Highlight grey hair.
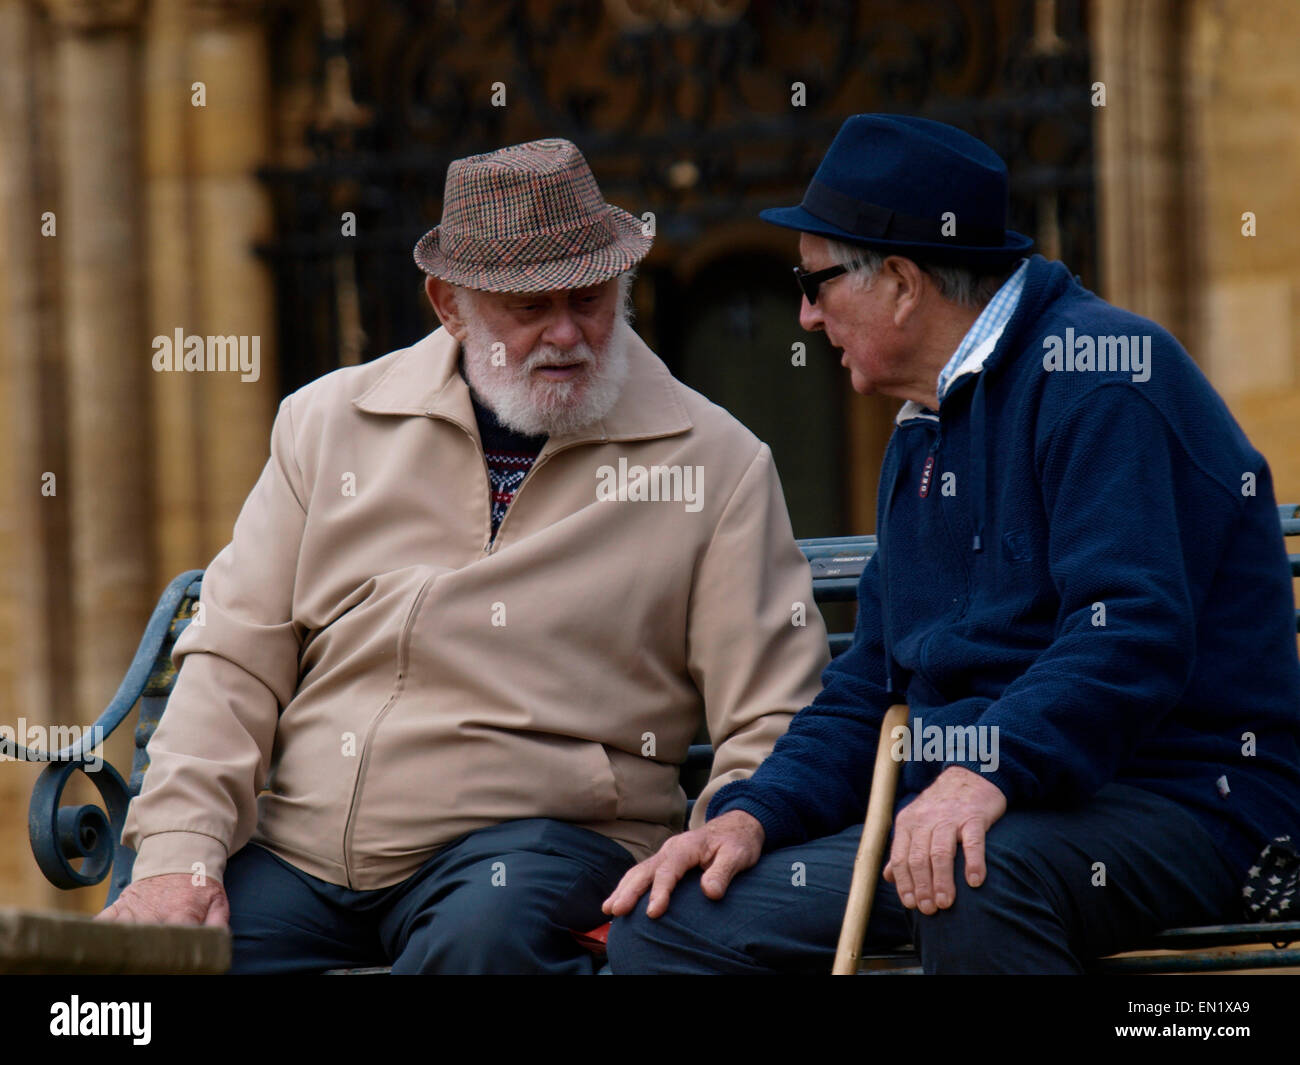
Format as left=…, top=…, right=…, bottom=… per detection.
left=454, top=268, right=636, bottom=322
left=615, top=267, right=636, bottom=324
left=824, top=238, right=1008, bottom=310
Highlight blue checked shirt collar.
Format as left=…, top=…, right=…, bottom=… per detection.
left=934, top=258, right=1028, bottom=402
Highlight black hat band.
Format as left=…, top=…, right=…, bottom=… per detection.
left=801, top=180, right=1007, bottom=248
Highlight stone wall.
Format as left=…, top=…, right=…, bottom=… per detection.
left=0, top=0, right=275, bottom=914
left=1184, top=0, right=1300, bottom=501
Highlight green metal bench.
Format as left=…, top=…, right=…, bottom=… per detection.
left=18, top=505, right=1300, bottom=973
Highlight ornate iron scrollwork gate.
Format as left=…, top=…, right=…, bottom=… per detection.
left=259, top=0, right=1095, bottom=398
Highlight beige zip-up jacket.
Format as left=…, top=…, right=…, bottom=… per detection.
left=122, top=325, right=830, bottom=890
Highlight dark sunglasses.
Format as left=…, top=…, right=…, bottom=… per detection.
left=792, top=260, right=865, bottom=304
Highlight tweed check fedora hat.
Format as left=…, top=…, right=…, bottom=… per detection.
left=413, top=138, right=652, bottom=292
left=760, top=114, right=1033, bottom=266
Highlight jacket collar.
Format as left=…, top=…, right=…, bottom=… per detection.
left=351, top=324, right=693, bottom=444
left=891, top=255, right=1070, bottom=427
left=893, top=329, right=1000, bottom=427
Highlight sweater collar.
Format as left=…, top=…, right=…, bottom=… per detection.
left=352, top=323, right=694, bottom=444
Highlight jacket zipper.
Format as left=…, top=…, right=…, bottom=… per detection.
left=879, top=420, right=942, bottom=696
left=441, top=417, right=594, bottom=555
left=878, top=439, right=899, bottom=695
left=911, top=420, right=976, bottom=696
left=336, top=416, right=604, bottom=884
left=447, top=420, right=495, bottom=552
left=339, top=573, right=435, bottom=888
left=485, top=437, right=594, bottom=553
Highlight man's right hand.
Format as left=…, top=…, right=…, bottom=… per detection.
left=95, top=873, right=229, bottom=927
left=602, top=809, right=765, bottom=919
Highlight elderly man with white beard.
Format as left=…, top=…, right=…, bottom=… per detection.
left=99, top=138, right=830, bottom=974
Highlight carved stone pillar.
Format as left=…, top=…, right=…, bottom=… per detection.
left=42, top=0, right=151, bottom=912
left=145, top=0, right=203, bottom=583
left=188, top=0, right=277, bottom=558
left=1090, top=0, right=1192, bottom=347
left=0, top=0, right=70, bottom=910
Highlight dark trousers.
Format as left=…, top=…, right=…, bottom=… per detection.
left=223, top=818, right=634, bottom=974
left=606, top=785, right=1243, bottom=974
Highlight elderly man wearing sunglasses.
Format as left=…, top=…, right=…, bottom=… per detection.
left=605, top=113, right=1300, bottom=975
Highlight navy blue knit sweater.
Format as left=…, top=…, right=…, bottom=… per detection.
left=709, top=255, right=1300, bottom=879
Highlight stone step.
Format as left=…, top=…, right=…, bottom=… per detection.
left=0, top=906, right=229, bottom=974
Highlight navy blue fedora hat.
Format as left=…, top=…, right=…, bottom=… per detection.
left=761, top=114, right=1033, bottom=266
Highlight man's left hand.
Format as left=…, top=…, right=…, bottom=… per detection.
left=883, top=765, right=1007, bottom=914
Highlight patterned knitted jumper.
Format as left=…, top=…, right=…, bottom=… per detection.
left=466, top=384, right=547, bottom=541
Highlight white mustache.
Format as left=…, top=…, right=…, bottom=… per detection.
left=524, top=345, right=595, bottom=372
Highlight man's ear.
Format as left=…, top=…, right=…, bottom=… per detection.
left=425, top=276, right=470, bottom=341
left=885, top=256, right=927, bottom=328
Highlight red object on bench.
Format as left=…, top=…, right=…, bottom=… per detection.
left=571, top=922, right=610, bottom=955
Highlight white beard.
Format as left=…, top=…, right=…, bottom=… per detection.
left=458, top=301, right=633, bottom=438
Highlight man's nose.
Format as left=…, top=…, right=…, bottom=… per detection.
left=541, top=310, right=582, bottom=349
left=798, top=294, right=824, bottom=333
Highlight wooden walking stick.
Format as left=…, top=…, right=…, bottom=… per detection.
left=832, top=702, right=909, bottom=975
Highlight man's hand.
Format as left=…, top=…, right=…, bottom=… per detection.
left=95, top=873, right=229, bottom=927
left=883, top=765, right=1006, bottom=914
left=602, top=809, right=765, bottom=919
